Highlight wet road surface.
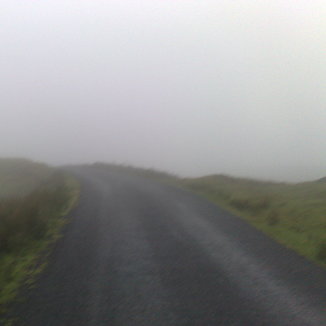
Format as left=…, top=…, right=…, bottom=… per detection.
left=8, top=167, right=326, bottom=325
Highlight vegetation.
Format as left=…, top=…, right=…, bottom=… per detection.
left=0, top=159, right=79, bottom=315
left=3, top=156, right=322, bottom=315
left=181, top=174, right=326, bottom=268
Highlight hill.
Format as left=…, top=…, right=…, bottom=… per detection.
left=182, top=174, right=326, bottom=267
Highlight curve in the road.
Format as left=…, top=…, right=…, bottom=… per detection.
left=6, top=167, right=326, bottom=326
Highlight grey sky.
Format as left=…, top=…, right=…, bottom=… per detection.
left=1, top=1, right=325, bottom=181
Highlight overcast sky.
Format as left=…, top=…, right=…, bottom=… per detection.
left=1, top=1, right=325, bottom=181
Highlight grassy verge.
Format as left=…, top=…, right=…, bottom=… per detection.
left=182, top=175, right=326, bottom=268
left=0, top=169, right=79, bottom=316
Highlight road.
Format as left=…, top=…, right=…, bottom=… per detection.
left=9, top=167, right=326, bottom=325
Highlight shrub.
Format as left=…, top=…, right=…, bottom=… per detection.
left=316, top=241, right=326, bottom=262
left=266, top=210, right=280, bottom=226
left=229, top=197, right=250, bottom=210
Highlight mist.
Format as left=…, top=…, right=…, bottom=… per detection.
left=1, top=0, right=325, bottom=182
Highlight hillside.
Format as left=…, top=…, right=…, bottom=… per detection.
left=182, top=174, right=326, bottom=267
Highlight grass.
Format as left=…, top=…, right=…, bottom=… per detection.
left=181, top=174, right=326, bottom=268
left=0, top=159, right=80, bottom=316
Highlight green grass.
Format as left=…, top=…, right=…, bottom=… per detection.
left=181, top=174, right=326, bottom=268
left=0, top=159, right=80, bottom=316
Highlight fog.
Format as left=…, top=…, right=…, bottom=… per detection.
left=1, top=1, right=325, bottom=181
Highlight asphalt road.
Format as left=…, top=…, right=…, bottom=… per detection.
left=9, top=167, right=326, bottom=325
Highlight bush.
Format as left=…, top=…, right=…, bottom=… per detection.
left=316, top=241, right=326, bottom=262
left=266, top=210, right=280, bottom=226
left=229, top=197, right=250, bottom=210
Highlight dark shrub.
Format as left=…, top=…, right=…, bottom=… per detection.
left=229, top=197, right=249, bottom=210
left=266, top=210, right=280, bottom=226
left=316, top=241, right=326, bottom=262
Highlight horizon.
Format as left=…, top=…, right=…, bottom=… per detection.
left=1, top=156, right=324, bottom=184
left=1, top=1, right=325, bottom=183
